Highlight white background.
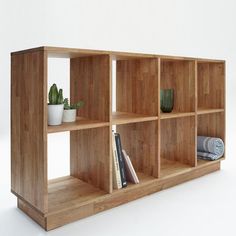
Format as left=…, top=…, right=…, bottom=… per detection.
left=1, top=0, right=236, bottom=235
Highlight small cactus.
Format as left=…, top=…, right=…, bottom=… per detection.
left=48, top=84, right=64, bottom=104
left=63, top=98, right=84, bottom=110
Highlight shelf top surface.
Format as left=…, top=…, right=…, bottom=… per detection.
left=11, top=46, right=225, bottom=62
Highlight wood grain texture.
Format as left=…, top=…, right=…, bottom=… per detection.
left=11, top=51, right=48, bottom=213
left=70, top=55, right=110, bottom=122
left=197, top=62, right=225, bottom=109
left=160, top=117, right=196, bottom=166
left=47, top=117, right=109, bottom=133
left=70, top=127, right=111, bottom=193
left=11, top=46, right=226, bottom=231
left=161, top=60, right=195, bottom=112
left=116, top=121, right=159, bottom=177
left=198, top=112, right=225, bottom=141
left=17, top=160, right=221, bottom=231
left=116, top=58, right=159, bottom=116
left=11, top=46, right=225, bottom=63
left=112, top=111, right=157, bottom=125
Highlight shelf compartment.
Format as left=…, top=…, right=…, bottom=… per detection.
left=160, top=59, right=195, bottom=113
left=160, top=111, right=195, bottom=120
left=70, top=54, right=110, bottom=123
left=197, top=108, right=224, bottom=115
left=70, top=126, right=111, bottom=193
left=116, top=121, right=159, bottom=179
left=116, top=58, right=158, bottom=118
left=160, top=116, right=196, bottom=168
left=197, top=112, right=225, bottom=164
left=197, top=62, right=225, bottom=109
left=112, top=111, right=158, bottom=125
left=47, top=117, right=109, bottom=133
left=160, top=158, right=192, bottom=178
left=48, top=176, right=107, bottom=214
left=112, top=172, right=156, bottom=193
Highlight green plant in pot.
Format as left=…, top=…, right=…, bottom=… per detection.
left=48, top=84, right=64, bottom=126
left=63, top=98, right=84, bottom=122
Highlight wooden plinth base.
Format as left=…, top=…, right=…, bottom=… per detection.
left=16, top=160, right=221, bottom=231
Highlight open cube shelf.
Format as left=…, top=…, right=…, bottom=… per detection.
left=197, top=112, right=225, bottom=165
left=11, top=46, right=225, bottom=230
left=116, top=121, right=158, bottom=179
left=160, top=59, right=195, bottom=117
left=197, top=61, right=225, bottom=112
left=160, top=116, right=196, bottom=177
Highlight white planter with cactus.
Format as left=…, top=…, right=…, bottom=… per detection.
left=48, top=84, right=64, bottom=126
left=63, top=98, right=84, bottom=123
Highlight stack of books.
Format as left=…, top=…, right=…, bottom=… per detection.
left=112, top=132, right=139, bottom=189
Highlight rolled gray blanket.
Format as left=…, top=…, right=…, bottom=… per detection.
left=197, top=136, right=224, bottom=161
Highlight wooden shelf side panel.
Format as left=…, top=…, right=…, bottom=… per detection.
left=70, top=55, right=110, bottom=122
left=70, top=127, right=111, bottom=193
left=160, top=60, right=195, bottom=113
left=197, top=62, right=225, bottom=109
left=160, top=117, right=196, bottom=166
left=11, top=51, right=48, bottom=213
left=116, top=58, right=159, bottom=116
left=116, top=121, right=159, bottom=178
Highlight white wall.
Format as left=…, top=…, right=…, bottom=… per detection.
left=0, top=0, right=235, bottom=235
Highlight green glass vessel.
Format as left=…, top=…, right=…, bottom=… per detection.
left=160, top=89, right=174, bottom=113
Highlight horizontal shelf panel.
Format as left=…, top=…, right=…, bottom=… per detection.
left=48, top=176, right=107, bottom=214
left=160, top=158, right=192, bottom=178
left=112, top=111, right=158, bottom=125
left=160, top=111, right=195, bottom=120
left=113, top=172, right=156, bottom=193
left=197, top=108, right=224, bottom=115
left=197, top=157, right=225, bottom=166
left=47, top=117, right=109, bottom=133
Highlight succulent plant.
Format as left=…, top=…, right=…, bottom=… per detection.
left=48, top=84, right=64, bottom=105
left=63, top=98, right=84, bottom=110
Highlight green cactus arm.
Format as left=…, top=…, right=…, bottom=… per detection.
left=57, top=89, right=64, bottom=104
left=63, top=98, right=70, bottom=109
left=70, top=101, right=84, bottom=110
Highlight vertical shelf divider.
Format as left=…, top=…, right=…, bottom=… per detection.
left=194, top=60, right=198, bottom=167
left=157, top=57, right=161, bottom=178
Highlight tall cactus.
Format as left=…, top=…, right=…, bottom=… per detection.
left=48, top=84, right=63, bottom=104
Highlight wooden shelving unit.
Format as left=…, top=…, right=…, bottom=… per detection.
left=11, top=46, right=225, bottom=231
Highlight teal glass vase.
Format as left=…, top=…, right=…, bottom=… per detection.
left=160, top=89, right=174, bottom=113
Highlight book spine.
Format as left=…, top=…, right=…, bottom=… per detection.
left=114, top=133, right=127, bottom=187
left=112, top=134, right=122, bottom=189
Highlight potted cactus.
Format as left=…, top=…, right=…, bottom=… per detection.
left=63, top=98, right=84, bottom=122
left=48, top=84, right=64, bottom=126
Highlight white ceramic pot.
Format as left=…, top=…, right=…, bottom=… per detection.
left=63, top=109, right=77, bottom=122
left=48, top=104, right=64, bottom=126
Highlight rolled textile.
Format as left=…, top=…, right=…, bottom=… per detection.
left=197, top=136, right=224, bottom=161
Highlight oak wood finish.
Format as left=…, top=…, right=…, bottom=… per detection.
left=112, top=111, right=158, bottom=125
left=116, top=58, right=159, bottom=116
left=116, top=121, right=159, bottom=178
left=18, top=160, right=221, bottom=231
left=161, top=59, right=195, bottom=113
left=70, top=55, right=110, bottom=122
left=11, top=46, right=225, bottom=230
left=197, top=62, right=225, bottom=109
left=160, top=117, right=196, bottom=167
left=11, top=51, right=48, bottom=213
left=70, top=127, right=111, bottom=193
left=197, top=112, right=225, bottom=144
left=47, top=117, right=109, bottom=133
